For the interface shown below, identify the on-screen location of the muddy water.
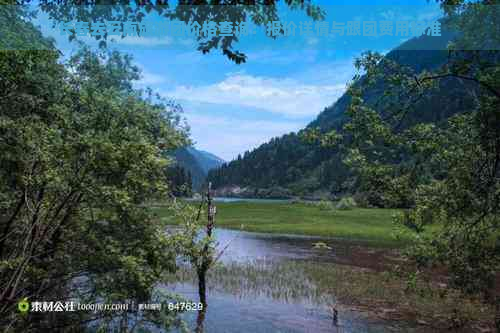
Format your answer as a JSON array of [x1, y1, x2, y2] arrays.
[[164, 228, 429, 333]]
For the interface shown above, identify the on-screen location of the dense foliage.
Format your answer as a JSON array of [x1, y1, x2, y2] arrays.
[[209, 133, 336, 193], [166, 165, 193, 197], [334, 0, 500, 329], [0, 46, 193, 331]]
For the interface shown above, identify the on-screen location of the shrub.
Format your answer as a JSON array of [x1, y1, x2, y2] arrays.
[[352, 192, 371, 208], [317, 200, 335, 211], [336, 196, 357, 210]]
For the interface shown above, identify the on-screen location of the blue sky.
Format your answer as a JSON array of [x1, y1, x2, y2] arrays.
[[34, 0, 443, 161]]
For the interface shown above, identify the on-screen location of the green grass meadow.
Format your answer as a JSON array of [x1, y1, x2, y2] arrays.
[[152, 201, 407, 246]]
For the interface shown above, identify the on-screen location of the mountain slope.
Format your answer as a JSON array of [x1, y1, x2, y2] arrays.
[[186, 147, 225, 175], [174, 147, 224, 190], [207, 29, 478, 198]]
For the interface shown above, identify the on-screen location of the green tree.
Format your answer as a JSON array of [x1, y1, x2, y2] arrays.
[[0, 47, 191, 331], [166, 165, 193, 197], [333, 0, 500, 329]]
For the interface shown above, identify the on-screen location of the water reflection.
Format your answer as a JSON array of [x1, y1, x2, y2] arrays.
[[195, 304, 207, 333], [204, 228, 394, 271], [170, 282, 396, 333], [211, 228, 330, 263]]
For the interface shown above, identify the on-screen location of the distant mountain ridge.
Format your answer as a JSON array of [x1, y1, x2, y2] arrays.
[[173, 147, 225, 190], [186, 147, 225, 174]]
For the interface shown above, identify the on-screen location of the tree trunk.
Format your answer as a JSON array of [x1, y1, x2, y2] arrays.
[[195, 302, 207, 333], [198, 268, 207, 306], [195, 182, 215, 332], [495, 298, 500, 333]]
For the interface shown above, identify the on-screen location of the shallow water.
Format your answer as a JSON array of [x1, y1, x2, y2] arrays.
[[169, 282, 406, 333], [164, 228, 425, 333], [209, 228, 333, 263], [205, 196, 292, 203], [172, 228, 394, 270], [184, 197, 293, 203]]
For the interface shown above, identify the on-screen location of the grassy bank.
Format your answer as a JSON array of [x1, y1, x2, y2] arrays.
[[152, 201, 405, 246]]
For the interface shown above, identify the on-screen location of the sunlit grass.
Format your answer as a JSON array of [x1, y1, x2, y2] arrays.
[[152, 201, 405, 247]]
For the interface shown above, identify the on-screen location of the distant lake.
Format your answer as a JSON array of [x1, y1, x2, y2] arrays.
[[212, 196, 292, 203]]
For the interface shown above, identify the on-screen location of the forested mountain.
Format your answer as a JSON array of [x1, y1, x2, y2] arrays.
[[165, 164, 193, 197], [207, 28, 478, 198], [172, 147, 224, 190], [186, 147, 225, 174]]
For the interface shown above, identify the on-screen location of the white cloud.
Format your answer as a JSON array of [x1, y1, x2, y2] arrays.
[[380, 7, 442, 23], [307, 37, 320, 46], [417, 8, 442, 22], [138, 70, 166, 86], [380, 10, 396, 21], [109, 36, 173, 46], [164, 73, 346, 118], [246, 51, 318, 65], [133, 62, 168, 86], [187, 114, 300, 133]]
